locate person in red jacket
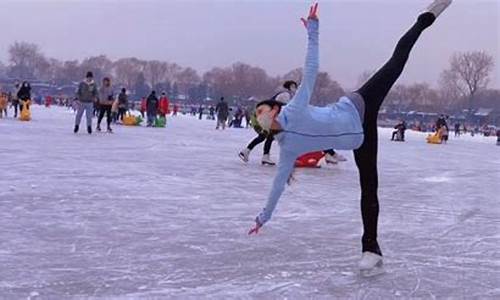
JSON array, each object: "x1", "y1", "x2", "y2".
[
  {"x1": 45, "y1": 95, "x2": 52, "y2": 108},
  {"x1": 159, "y1": 92, "x2": 170, "y2": 118},
  {"x1": 140, "y1": 96, "x2": 147, "y2": 118}
]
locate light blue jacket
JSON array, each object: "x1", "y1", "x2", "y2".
[{"x1": 256, "y1": 20, "x2": 365, "y2": 225}]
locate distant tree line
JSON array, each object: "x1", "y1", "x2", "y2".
[{"x1": 0, "y1": 41, "x2": 496, "y2": 112}]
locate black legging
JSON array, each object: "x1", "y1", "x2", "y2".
[
  {"x1": 353, "y1": 13, "x2": 435, "y2": 255},
  {"x1": 97, "y1": 104, "x2": 112, "y2": 128},
  {"x1": 118, "y1": 108, "x2": 127, "y2": 121},
  {"x1": 247, "y1": 133, "x2": 274, "y2": 155},
  {"x1": 12, "y1": 103, "x2": 19, "y2": 117}
]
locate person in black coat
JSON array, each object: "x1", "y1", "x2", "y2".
[
  {"x1": 146, "y1": 90, "x2": 159, "y2": 127},
  {"x1": 391, "y1": 120, "x2": 407, "y2": 141},
  {"x1": 198, "y1": 105, "x2": 203, "y2": 120},
  {"x1": 17, "y1": 81, "x2": 31, "y2": 112},
  {"x1": 215, "y1": 97, "x2": 229, "y2": 130}
]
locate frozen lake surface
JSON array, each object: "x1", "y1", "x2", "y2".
[{"x1": 1, "y1": 106, "x2": 499, "y2": 299}]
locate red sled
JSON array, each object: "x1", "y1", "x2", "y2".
[{"x1": 294, "y1": 151, "x2": 325, "y2": 168}]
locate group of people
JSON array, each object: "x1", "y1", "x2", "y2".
[
  {"x1": 0, "y1": 81, "x2": 33, "y2": 119},
  {"x1": 139, "y1": 92, "x2": 171, "y2": 126},
  {"x1": 73, "y1": 71, "x2": 175, "y2": 133},
  {"x1": 73, "y1": 72, "x2": 116, "y2": 134}
]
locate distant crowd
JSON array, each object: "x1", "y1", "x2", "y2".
[{"x1": 1, "y1": 72, "x2": 499, "y2": 145}]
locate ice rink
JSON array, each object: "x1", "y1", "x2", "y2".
[{"x1": 1, "y1": 106, "x2": 499, "y2": 299}]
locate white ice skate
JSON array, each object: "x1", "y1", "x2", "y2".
[
  {"x1": 333, "y1": 153, "x2": 347, "y2": 162},
  {"x1": 324, "y1": 153, "x2": 338, "y2": 164},
  {"x1": 238, "y1": 148, "x2": 250, "y2": 163},
  {"x1": 261, "y1": 154, "x2": 276, "y2": 166},
  {"x1": 359, "y1": 252, "x2": 385, "y2": 277},
  {"x1": 426, "y1": 0, "x2": 452, "y2": 18}
]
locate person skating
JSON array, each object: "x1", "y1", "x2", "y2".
[
  {"x1": 239, "y1": 82, "x2": 295, "y2": 166},
  {"x1": 146, "y1": 90, "x2": 159, "y2": 127},
  {"x1": 209, "y1": 106, "x2": 215, "y2": 120},
  {"x1": 0, "y1": 93, "x2": 7, "y2": 118},
  {"x1": 391, "y1": 120, "x2": 407, "y2": 141},
  {"x1": 198, "y1": 105, "x2": 203, "y2": 120},
  {"x1": 11, "y1": 83, "x2": 20, "y2": 118},
  {"x1": 117, "y1": 88, "x2": 128, "y2": 122},
  {"x1": 74, "y1": 72, "x2": 98, "y2": 134},
  {"x1": 140, "y1": 96, "x2": 147, "y2": 118},
  {"x1": 247, "y1": 1, "x2": 453, "y2": 275},
  {"x1": 215, "y1": 97, "x2": 229, "y2": 130},
  {"x1": 17, "y1": 81, "x2": 31, "y2": 113},
  {"x1": 244, "y1": 107, "x2": 252, "y2": 128},
  {"x1": 239, "y1": 107, "x2": 282, "y2": 166},
  {"x1": 454, "y1": 122, "x2": 460, "y2": 137},
  {"x1": 279, "y1": 80, "x2": 346, "y2": 163},
  {"x1": 96, "y1": 77, "x2": 114, "y2": 133},
  {"x1": 159, "y1": 92, "x2": 170, "y2": 118}
]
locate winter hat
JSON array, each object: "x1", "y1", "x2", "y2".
[
  {"x1": 86, "y1": 71, "x2": 94, "y2": 78},
  {"x1": 283, "y1": 80, "x2": 298, "y2": 90}
]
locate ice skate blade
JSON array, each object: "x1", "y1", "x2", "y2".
[
  {"x1": 238, "y1": 153, "x2": 248, "y2": 163},
  {"x1": 360, "y1": 266, "x2": 385, "y2": 277},
  {"x1": 261, "y1": 162, "x2": 276, "y2": 166}
]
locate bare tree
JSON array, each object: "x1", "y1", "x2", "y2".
[
  {"x1": 80, "y1": 55, "x2": 113, "y2": 82},
  {"x1": 8, "y1": 41, "x2": 46, "y2": 79},
  {"x1": 357, "y1": 70, "x2": 376, "y2": 88},
  {"x1": 112, "y1": 58, "x2": 146, "y2": 89},
  {"x1": 443, "y1": 51, "x2": 494, "y2": 110},
  {"x1": 0, "y1": 61, "x2": 7, "y2": 78},
  {"x1": 144, "y1": 60, "x2": 168, "y2": 88},
  {"x1": 384, "y1": 83, "x2": 442, "y2": 111},
  {"x1": 175, "y1": 67, "x2": 201, "y2": 96},
  {"x1": 311, "y1": 72, "x2": 344, "y2": 106},
  {"x1": 281, "y1": 68, "x2": 344, "y2": 106},
  {"x1": 59, "y1": 60, "x2": 82, "y2": 84},
  {"x1": 282, "y1": 68, "x2": 303, "y2": 84}
]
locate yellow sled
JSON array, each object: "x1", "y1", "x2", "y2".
[
  {"x1": 426, "y1": 132, "x2": 441, "y2": 144},
  {"x1": 19, "y1": 101, "x2": 32, "y2": 121},
  {"x1": 123, "y1": 114, "x2": 137, "y2": 126}
]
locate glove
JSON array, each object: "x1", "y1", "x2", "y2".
[{"x1": 248, "y1": 217, "x2": 263, "y2": 235}]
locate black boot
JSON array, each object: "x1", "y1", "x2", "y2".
[
  {"x1": 87, "y1": 126, "x2": 92, "y2": 134},
  {"x1": 96, "y1": 124, "x2": 101, "y2": 132},
  {"x1": 74, "y1": 125, "x2": 79, "y2": 133},
  {"x1": 107, "y1": 126, "x2": 113, "y2": 133}
]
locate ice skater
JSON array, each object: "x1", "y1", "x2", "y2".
[
  {"x1": 74, "y1": 71, "x2": 98, "y2": 134},
  {"x1": 248, "y1": 0, "x2": 453, "y2": 275},
  {"x1": 96, "y1": 77, "x2": 114, "y2": 133}
]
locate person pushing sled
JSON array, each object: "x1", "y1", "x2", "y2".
[{"x1": 248, "y1": 0, "x2": 453, "y2": 276}]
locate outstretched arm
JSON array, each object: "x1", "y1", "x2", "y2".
[
  {"x1": 288, "y1": 3, "x2": 319, "y2": 109},
  {"x1": 249, "y1": 149, "x2": 296, "y2": 234}
]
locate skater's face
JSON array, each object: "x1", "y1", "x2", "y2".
[
  {"x1": 289, "y1": 83, "x2": 297, "y2": 94},
  {"x1": 256, "y1": 104, "x2": 279, "y2": 131}
]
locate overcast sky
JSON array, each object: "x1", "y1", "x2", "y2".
[{"x1": 0, "y1": 0, "x2": 498, "y2": 89}]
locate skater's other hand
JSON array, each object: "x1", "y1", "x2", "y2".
[
  {"x1": 248, "y1": 220, "x2": 263, "y2": 235},
  {"x1": 301, "y1": 2, "x2": 319, "y2": 28}
]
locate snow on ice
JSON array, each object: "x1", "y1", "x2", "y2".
[{"x1": 0, "y1": 106, "x2": 499, "y2": 298}]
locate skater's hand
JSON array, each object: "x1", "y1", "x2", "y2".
[
  {"x1": 301, "y1": 2, "x2": 319, "y2": 28},
  {"x1": 248, "y1": 219, "x2": 263, "y2": 235}
]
